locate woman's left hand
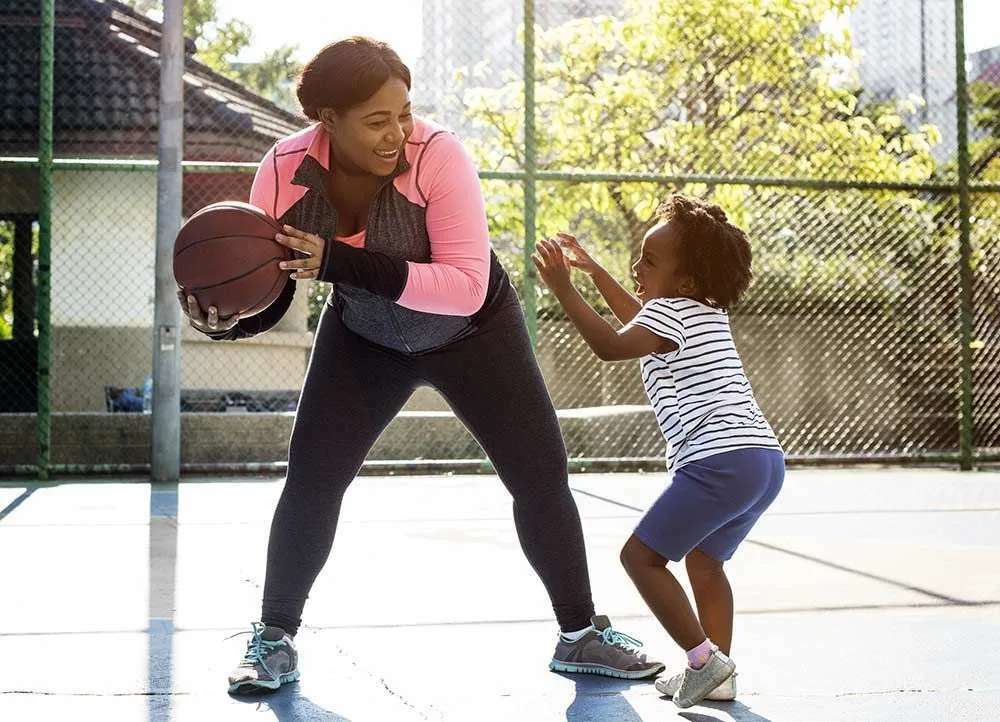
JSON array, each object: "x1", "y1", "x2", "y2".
[
  {"x1": 275, "y1": 225, "x2": 327, "y2": 281},
  {"x1": 532, "y1": 237, "x2": 574, "y2": 295}
]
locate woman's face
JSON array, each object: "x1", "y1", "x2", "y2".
[{"x1": 321, "y1": 77, "x2": 414, "y2": 177}]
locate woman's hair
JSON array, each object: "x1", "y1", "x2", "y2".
[
  {"x1": 655, "y1": 194, "x2": 753, "y2": 311},
  {"x1": 296, "y1": 37, "x2": 412, "y2": 119}
]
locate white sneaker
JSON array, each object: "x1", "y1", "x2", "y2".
[
  {"x1": 655, "y1": 669, "x2": 737, "y2": 700},
  {"x1": 670, "y1": 650, "x2": 736, "y2": 708}
]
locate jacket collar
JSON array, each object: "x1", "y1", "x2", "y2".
[{"x1": 290, "y1": 123, "x2": 410, "y2": 193}]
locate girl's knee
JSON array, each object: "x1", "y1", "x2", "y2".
[
  {"x1": 685, "y1": 548, "x2": 724, "y2": 582},
  {"x1": 620, "y1": 535, "x2": 667, "y2": 575}
]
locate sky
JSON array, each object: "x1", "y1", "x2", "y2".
[
  {"x1": 216, "y1": 0, "x2": 424, "y2": 66},
  {"x1": 215, "y1": 0, "x2": 1000, "y2": 65}
]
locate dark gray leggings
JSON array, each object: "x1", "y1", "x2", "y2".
[{"x1": 261, "y1": 295, "x2": 595, "y2": 635}]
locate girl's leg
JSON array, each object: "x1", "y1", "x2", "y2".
[
  {"x1": 619, "y1": 535, "x2": 706, "y2": 651},
  {"x1": 424, "y1": 298, "x2": 595, "y2": 632},
  {"x1": 685, "y1": 548, "x2": 733, "y2": 655},
  {"x1": 261, "y1": 307, "x2": 417, "y2": 636}
]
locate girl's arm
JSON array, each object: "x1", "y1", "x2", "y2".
[
  {"x1": 557, "y1": 234, "x2": 641, "y2": 326},
  {"x1": 589, "y1": 265, "x2": 642, "y2": 326},
  {"x1": 533, "y1": 240, "x2": 675, "y2": 361},
  {"x1": 551, "y1": 284, "x2": 675, "y2": 361}
]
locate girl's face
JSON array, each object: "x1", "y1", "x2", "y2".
[
  {"x1": 321, "y1": 77, "x2": 414, "y2": 177},
  {"x1": 631, "y1": 220, "x2": 697, "y2": 302}
]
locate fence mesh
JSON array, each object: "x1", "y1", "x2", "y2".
[{"x1": 1, "y1": 0, "x2": 998, "y2": 469}]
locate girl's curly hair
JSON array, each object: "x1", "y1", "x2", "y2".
[{"x1": 656, "y1": 194, "x2": 752, "y2": 311}]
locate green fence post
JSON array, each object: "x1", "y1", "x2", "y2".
[
  {"x1": 954, "y1": 0, "x2": 974, "y2": 470},
  {"x1": 36, "y1": 0, "x2": 55, "y2": 481},
  {"x1": 522, "y1": 0, "x2": 537, "y2": 345}
]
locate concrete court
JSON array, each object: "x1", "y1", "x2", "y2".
[{"x1": 1, "y1": 467, "x2": 998, "y2": 722}]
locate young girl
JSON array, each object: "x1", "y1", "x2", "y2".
[{"x1": 532, "y1": 194, "x2": 784, "y2": 708}]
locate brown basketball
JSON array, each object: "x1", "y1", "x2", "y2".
[{"x1": 173, "y1": 201, "x2": 292, "y2": 319}]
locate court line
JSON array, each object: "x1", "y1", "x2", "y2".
[
  {"x1": 568, "y1": 486, "x2": 977, "y2": 606},
  {"x1": 0, "y1": 489, "x2": 36, "y2": 522},
  {"x1": 3, "y1": 600, "x2": 999, "y2": 638}
]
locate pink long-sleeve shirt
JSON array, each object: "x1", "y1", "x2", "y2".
[{"x1": 249, "y1": 116, "x2": 493, "y2": 318}]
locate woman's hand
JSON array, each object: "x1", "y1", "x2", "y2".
[
  {"x1": 176, "y1": 289, "x2": 240, "y2": 333},
  {"x1": 532, "y1": 237, "x2": 574, "y2": 295},
  {"x1": 556, "y1": 232, "x2": 601, "y2": 276},
  {"x1": 275, "y1": 224, "x2": 327, "y2": 281}
]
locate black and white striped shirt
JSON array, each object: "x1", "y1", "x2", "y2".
[{"x1": 625, "y1": 297, "x2": 781, "y2": 470}]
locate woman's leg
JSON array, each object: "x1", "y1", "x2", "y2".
[
  {"x1": 620, "y1": 535, "x2": 706, "y2": 650},
  {"x1": 423, "y1": 299, "x2": 595, "y2": 632},
  {"x1": 261, "y1": 307, "x2": 417, "y2": 636}
]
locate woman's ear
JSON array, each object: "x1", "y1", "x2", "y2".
[{"x1": 317, "y1": 108, "x2": 337, "y2": 132}]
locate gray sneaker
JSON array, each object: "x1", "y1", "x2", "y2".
[
  {"x1": 549, "y1": 615, "x2": 665, "y2": 679},
  {"x1": 672, "y1": 650, "x2": 736, "y2": 708},
  {"x1": 656, "y1": 669, "x2": 737, "y2": 700},
  {"x1": 227, "y1": 622, "x2": 300, "y2": 694}
]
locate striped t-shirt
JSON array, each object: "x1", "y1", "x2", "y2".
[{"x1": 624, "y1": 297, "x2": 781, "y2": 470}]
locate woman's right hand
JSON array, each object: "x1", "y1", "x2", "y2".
[
  {"x1": 176, "y1": 289, "x2": 240, "y2": 334},
  {"x1": 556, "y1": 233, "x2": 602, "y2": 276}
]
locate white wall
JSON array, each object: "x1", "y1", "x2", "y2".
[{"x1": 52, "y1": 170, "x2": 158, "y2": 327}]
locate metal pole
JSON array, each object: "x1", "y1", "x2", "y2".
[
  {"x1": 35, "y1": 0, "x2": 55, "y2": 481},
  {"x1": 920, "y1": 0, "x2": 928, "y2": 123},
  {"x1": 151, "y1": 0, "x2": 185, "y2": 482},
  {"x1": 522, "y1": 0, "x2": 537, "y2": 345},
  {"x1": 954, "y1": 0, "x2": 974, "y2": 470}
]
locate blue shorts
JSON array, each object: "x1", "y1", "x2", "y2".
[{"x1": 633, "y1": 448, "x2": 785, "y2": 562}]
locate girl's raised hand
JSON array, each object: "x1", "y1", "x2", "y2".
[
  {"x1": 532, "y1": 237, "x2": 574, "y2": 294},
  {"x1": 557, "y1": 232, "x2": 601, "y2": 276}
]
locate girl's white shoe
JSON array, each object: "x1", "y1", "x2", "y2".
[{"x1": 655, "y1": 668, "x2": 737, "y2": 701}]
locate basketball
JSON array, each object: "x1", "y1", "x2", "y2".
[{"x1": 173, "y1": 201, "x2": 292, "y2": 319}]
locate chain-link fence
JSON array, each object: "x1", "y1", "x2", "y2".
[{"x1": 1, "y1": 0, "x2": 998, "y2": 474}]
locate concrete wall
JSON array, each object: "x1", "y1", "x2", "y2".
[
  {"x1": 4, "y1": 311, "x2": 966, "y2": 467},
  {"x1": 51, "y1": 326, "x2": 313, "y2": 411}
]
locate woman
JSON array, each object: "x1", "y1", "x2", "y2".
[{"x1": 178, "y1": 37, "x2": 663, "y2": 694}]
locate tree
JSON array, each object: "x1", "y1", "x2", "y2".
[
  {"x1": 969, "y1": 76, "x2": 1000, "y2": 181},
  {"x1": 122, "y1": 0, "x2": 301, "y2": 111},
  {"x1": 461, "y1": 0, "x2": 941, "y2": 314}
]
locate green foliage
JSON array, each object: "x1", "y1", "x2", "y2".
[
  {"x1": 969, "y1": 78, "x2": 1000, "y2": 180},
  {"x1": 0, "y1": 222, "x2": 13, "y2": 339},
  {"x1": 121, "y1": 0, "x2": 301, "y2": 112},
  {"x1": 461, "y1": 0, "x2": 942, "y2": 315}
]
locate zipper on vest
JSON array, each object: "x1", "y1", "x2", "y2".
[
  {"x1": 383, "y1": 297, "x2": 414, "y2": 353},
  {"x1": 363, "y1": 186, "x2": 415, "y2": 353}
]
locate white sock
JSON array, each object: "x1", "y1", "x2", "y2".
[{"x1": 560, "y1": 624, "x2": 595, "y2": 642}]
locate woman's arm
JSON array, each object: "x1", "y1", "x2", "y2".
[
  {"x1": 393, "y1": 131, "x2": 490, "y2": 316},
  {"x1": 204, "y1": 144, "x2": 296, "y2": 341}
]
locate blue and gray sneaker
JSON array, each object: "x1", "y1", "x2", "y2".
[
  {"x1": 227, "y1": 622, "x2": 300, "y2": 694},
  {"x1": 550, "y1": 615, "x2": 664, "y2": 679}
]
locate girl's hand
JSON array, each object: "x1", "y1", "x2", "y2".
[
  {"x1": 556, "y1": 232, "x2": 601, "y2": 276},
  {"x1": 275, "y1": 225, "x2": 326, "y2": 281},
  {"x1": 532, "y1": 237, "x2": 574, "y2": 294}
]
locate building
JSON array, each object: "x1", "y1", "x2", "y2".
[
  {"x1": 0, "y1": 0, "x2": 312, "y2": 413},
  {"x1": 850, "y1": 0, "x2": 957, "y2": 158},
  {"x1": 414, "y1": 0, "x2": 623, "y2": 137}
]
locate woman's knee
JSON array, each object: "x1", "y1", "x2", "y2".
[{"x1": 620, "y1": 535, "x2": 667, "y2": 576}]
